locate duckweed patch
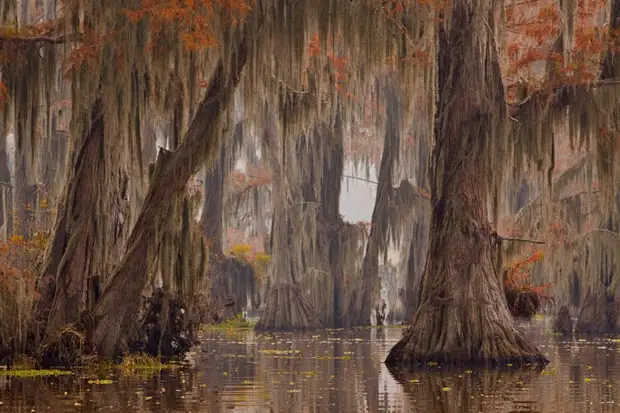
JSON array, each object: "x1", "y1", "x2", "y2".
[
  {"x1": 202, "y1": 314, "x2": 256, "y2": 330},
  {"x1": 0, "y1": 369, "x2": 72, "y2": 378},
  {"x1": 119, "y1": 353, "x2": 175, "y2": 373}
]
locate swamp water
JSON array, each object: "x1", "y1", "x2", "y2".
[{"x1": 1, "y1": 320, "x2": 620, "y2": 412}]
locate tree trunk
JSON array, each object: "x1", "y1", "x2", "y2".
[
  {"x1": 354, "y1": 84, "x2": 401, "y2": 326},
  {"x1": 255, "y1": 116, "x2": 320, "y2": 331},
  {"x1": 320, "y1": 126, "x2": 346, "y2": 327},
  {"x1": 202, "y1": 122, "x2": 242, "y2": 257},
  {"x1": 41, "y1": 100, "x2": 130, "y2": 341},
  {"x1": 13, "y1": 149, "x2": 36, "y2": 238},
  {"x1": 402, "y1": 200, "x2": 430, "y2": 320},
  {"x1": 385, "y1": 0, "x2": 547, "y2": 367},
  {"x1": 90, "y1": 32, "x2": 251, "y2": 358},
  {"x1": 599, "y1": 0, "x2": 620, "y2": 232},
  {"x1": 0, "y1": 120, "x2": 12, "y2": 239}
]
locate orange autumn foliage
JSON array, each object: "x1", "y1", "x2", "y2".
[
  {"x1": 0, "y1": 201, "x2": 52, "y2": 352},
  {"x1": 504, "y1": 250, "x2": 552, "y2": 298},
  {"x1": 122, "y1": 0, "x2": 252, "y2": 50},
  {"x1": 504, "y1": 0, "x2": 614, "y2": 90}
]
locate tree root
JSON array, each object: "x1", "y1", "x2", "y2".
[
  {"x1": 255, "y1": 283, "x2": 321, "y2": 331},
  {"x1": 385, "y1": 302, "x2": 549, "y2": 369},
  {"x1": 37, "y1": 324, "x2": 96, "y2": 368}
]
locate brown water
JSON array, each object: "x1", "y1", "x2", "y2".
[{"x1": 2, "y1": 320, "x2": 620, "y2": 412}]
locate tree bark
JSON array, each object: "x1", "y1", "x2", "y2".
[
  {"x1": 402, "y1": 200, "x2": 430, "y2": 320},
  {"x1": 319, "y1": 126, "x2": 346, "y2": 327},
  {"x1": 90, "y1": 31, "x2": 251, "y2": 358},
  {"x1": 202, "y1": 122, "x2": 242, "y2": 257},
  {"x1": 0, "y1": 120, "x2": 12, "y2": 239},
  {"x1": 255, "y1": 116, "x2": 320, "y2": 331},
  {"x1": 354, "y1": 84, "x2": 401, "y2": 326},
  {"x1": 41, "y1": 100, "x2": 130, "y2": 341},
  {"x1": 598, "y1": 0, "x2": 620, "y2": 232},
  {"x1": 385, "y1": 0, "x2": 547, "y2": 367}
]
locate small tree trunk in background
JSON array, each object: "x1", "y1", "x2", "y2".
[
  {"x1": 355, "y1": 85, "x2": 401, "y2": 326},
  {"x1": 204, "y1": 122, "x2": 259, "y2": 322},
  {"x1": 403, "y1": 200, "x2": 430, "y2": 320},
  {"x1": 320, "y1": 126, "x2": 346, "y2": 327},
  {"x1": 0, "y1": 121, "x2": 12, "y2": 239},
  {"x1": 90, "y1": 33, "x2": 250, "y2": 358},
  {"x1": 203, "y1": 144, "x2": 226, "y2": 257},
  {"x1": 255, "y1": 116, "x2": 320, "y2": 331},
  {"x1": 13, "y1": 146, "x2": 36, "y2": 238},
  {"x1": 386, "y1": 0, "x2": 546, "y2": 367}
]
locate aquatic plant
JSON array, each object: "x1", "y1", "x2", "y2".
[
  {"x1": 203, "y1": 313, "x2": 255, "y2": 330},
  {"x1": 0, "y1": 369, "x2": 71, "y2": 378}
]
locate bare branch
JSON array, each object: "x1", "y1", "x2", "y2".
[
  {"x1": 498, "y1": 236, "x2": 546, "y2": 244},
  {"x1": 343, "y1": 175, "x2": 378, "y2": 185},
  {"x1": 0, "y1": 33, "x2": 74, "y2": 44}
]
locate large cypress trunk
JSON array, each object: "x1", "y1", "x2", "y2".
[
  {"x1": 90, "y1": 33, "x2": 250, "y2": 358},
  {"x1": 385, "y1": 0, "x2": 547, "y2": 367},
  {"x1": 41, "y1": 100, "x2": 129, "y2": 341}
]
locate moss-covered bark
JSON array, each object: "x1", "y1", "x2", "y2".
[
  {"x1": 90, "y1": 31, "x2": 251, "y2": 358},
  {"x1": 386, "y1": 0, "x2": 547, "y2": 367},
  {"x1": 40, "y1": 100, "x2": 130, "y2": 344},
  {"x1": 354, "y1": 85, "x2": 402, "y2": 327},
  {"x1": 255, "y1": 116, "x2": 320, "y2": 331}
]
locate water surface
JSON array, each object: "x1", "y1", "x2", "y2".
[{"x1": 2, "y1": 320, "x2": 620, "y2": 412}]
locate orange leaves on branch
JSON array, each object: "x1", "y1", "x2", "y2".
[
  {"x1": 504, "y1": 250, "x2": 552, "y2": 299},
  {"x1": 122, "y1": 0, "x2": 252, "y2": 51},
  {"x1": 305, "y1": 33, "x2": 354, "y2": 100},
  {"x1": 63, "y1": 29, "x2": 118, "y2": 76}
]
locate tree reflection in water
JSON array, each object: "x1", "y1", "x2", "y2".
[
  {"x1": 388, "y1": 366, "x2": 543, "y2": 413},
  {"x1": 3, "y1": 325, "x2": 620, "y2": 412}
]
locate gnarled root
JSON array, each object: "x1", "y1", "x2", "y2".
[
  {"x1": 255, "y1": 283, "x2": 321, "y2": 331},
  {"x1": 385, "y1": 300, "x2": 549, "y2": 369},
  {"x1": 37, "y1": 321, "x2": 96, "y2": 368}
]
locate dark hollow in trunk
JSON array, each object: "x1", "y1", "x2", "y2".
[{"x1": 385, "y1": 0, "x2": 547, "y2": 368}]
